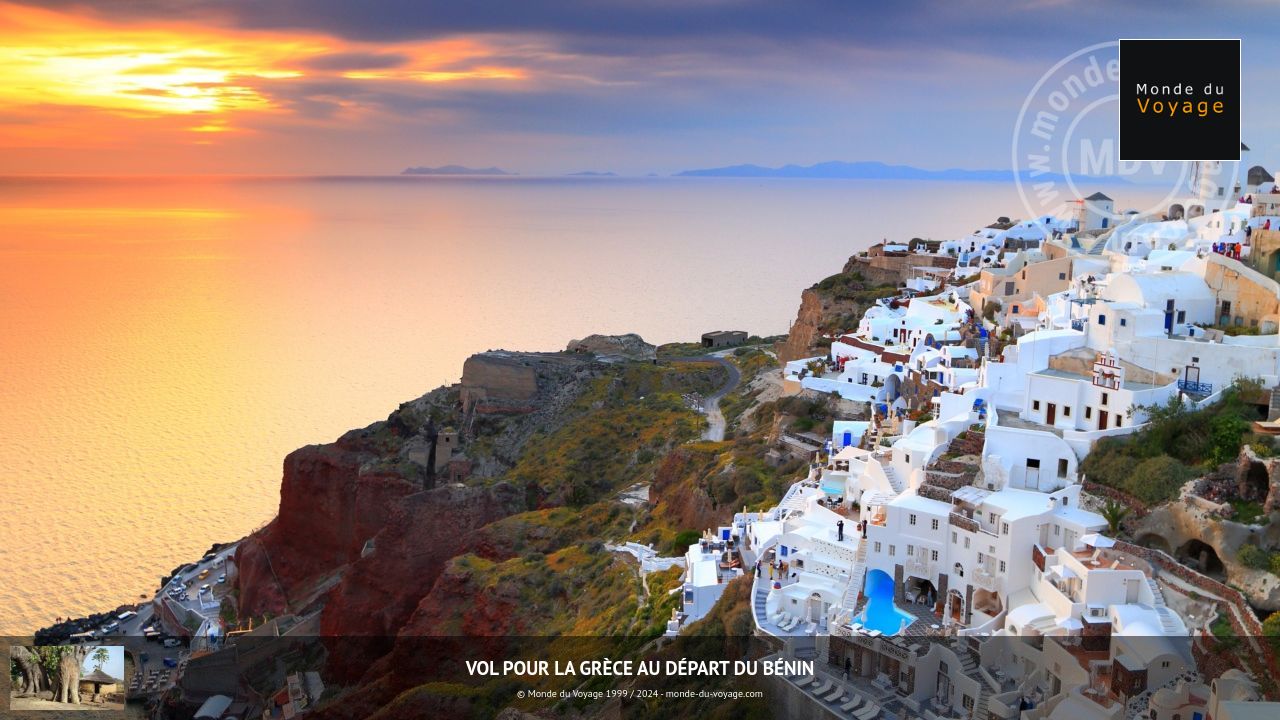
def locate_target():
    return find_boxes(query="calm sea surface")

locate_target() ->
[0,176,1155,632]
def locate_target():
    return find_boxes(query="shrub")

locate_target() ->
[1209,413,1248,466]
[669,530,701,554]
[1264,611,1280,649]
[1123,455,1194,504]
[1237,543,1270,570]
[1081,439,1139,490]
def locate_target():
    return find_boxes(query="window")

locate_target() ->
[889,545,896,557]
[1098,314,1106,325]
[1058,458,1069,479]
[1063,406,1071,417]
[1011,305,1020,314]
[1002,522,1009,535]
[909,514,917,526]
[964,537,971,549]
[1033,400,1041,411]
[1120,318,1127,327]
[1115,415,1123,428]
[1004,281,1014,295]
[952,531,958,544]
[1054,525,1061,536]
[1085,406,1092,419]
[1000,560,1007,573]
[1101,392,1109,406]
[932,519,939,530]
[874,541,882,553]
[931,550,939,561]
[907,545,915,556]
[1058,272,1066,280]
[1027,458,1040,469]
[1177,310,1186,324]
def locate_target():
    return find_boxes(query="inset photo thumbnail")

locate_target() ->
[10,644,126,712]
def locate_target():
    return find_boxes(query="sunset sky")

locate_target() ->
[3,1,1278,175]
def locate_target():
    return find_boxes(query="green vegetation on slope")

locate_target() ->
[504,362,722,506]
[1082,379,1269,505]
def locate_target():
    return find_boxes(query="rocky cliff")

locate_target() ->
[775,254,905,362]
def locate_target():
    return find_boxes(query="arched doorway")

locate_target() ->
[906,577,937,607]
[1241,459,1271,502]
[806,592,826,623]
[1168,203,1185,220]
[947,589,965,623]
[1135,532,1173,556]
[1177,539,1224,578]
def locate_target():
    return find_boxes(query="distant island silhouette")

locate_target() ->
[401,165,512,176]
[675,160,1123,183]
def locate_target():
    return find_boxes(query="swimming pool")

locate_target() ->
[857,569,916,635]
[820,477,845,496]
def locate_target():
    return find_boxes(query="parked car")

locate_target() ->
[163,658,178,668]
[162,638,181,648]
[217,574,227,584]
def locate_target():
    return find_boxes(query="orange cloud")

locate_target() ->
[0,2,529,144]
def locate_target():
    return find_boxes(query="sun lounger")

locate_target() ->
[795,675,816,687]
[840,696,863,712]
[824,686,844,702]
[811,678,833,695]
[854,702,880,720]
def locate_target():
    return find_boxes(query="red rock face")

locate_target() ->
[651,449,721,531]
[235,436,418,618]
[319,482,525,681]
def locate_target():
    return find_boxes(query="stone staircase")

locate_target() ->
[883,465,905,494]
[770,480,811,520]
[1156,607,1182,634]
[1147,578,1166,607]
[753,584,769,626]
[1145,579,1184,633]
[837,543,870,624]
[973,684,992,720]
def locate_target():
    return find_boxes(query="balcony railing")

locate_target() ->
[905,556,932,577]
[973,567,1000,591]
[1177,379,1213,395]
[1070,318,1086,331]
[950,512,979,534]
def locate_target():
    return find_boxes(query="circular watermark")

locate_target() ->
[1012,41,1240,237]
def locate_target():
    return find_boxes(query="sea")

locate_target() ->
[0,175,1160,633]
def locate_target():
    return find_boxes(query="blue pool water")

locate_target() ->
[858,569,916,635]
[820,477,844,495]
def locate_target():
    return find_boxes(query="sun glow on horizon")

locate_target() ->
[0,2,531,151]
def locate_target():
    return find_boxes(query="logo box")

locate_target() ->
[1119,39,1240,161]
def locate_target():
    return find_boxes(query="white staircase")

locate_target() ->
[1147,578,1166,607]
[836,542,869,625]
[883,465,905,494]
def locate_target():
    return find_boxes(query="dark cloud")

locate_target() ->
[16,0,1262,61]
